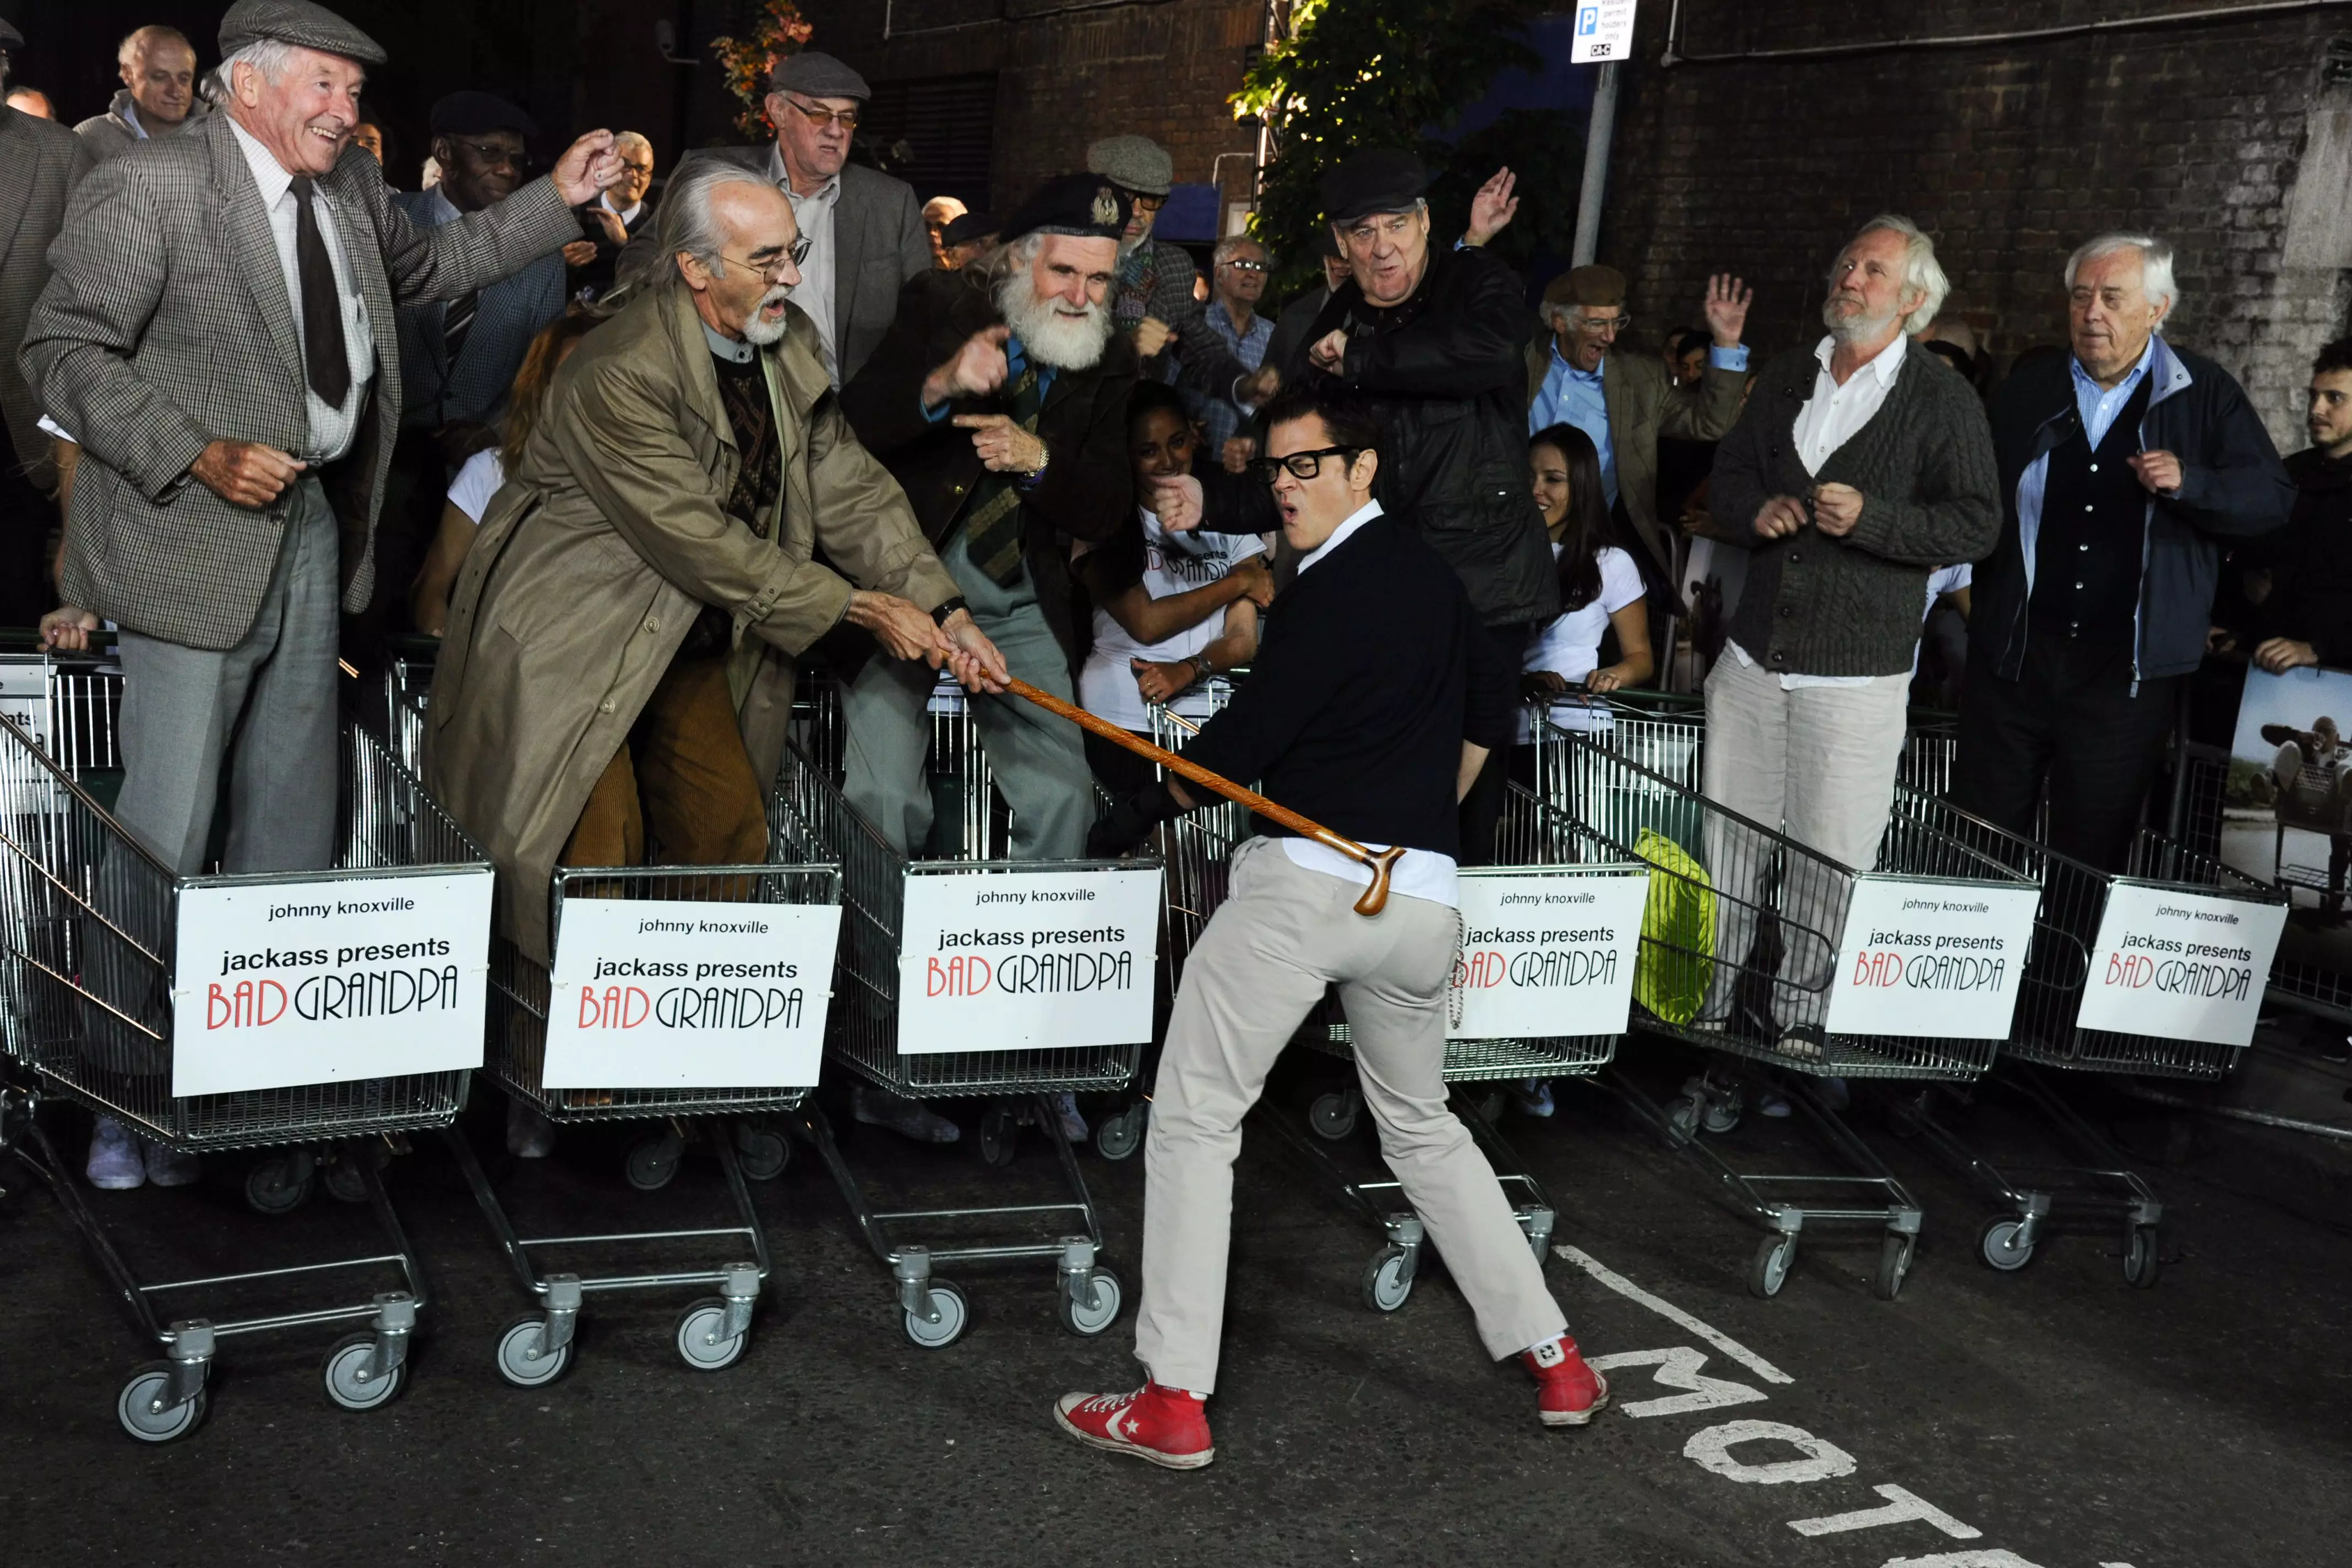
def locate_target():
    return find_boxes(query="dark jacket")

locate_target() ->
[1714,342,2002,677]
[840,266,1139,660]
[1196,245,1559,630]
[1118,237,1250,391]
[391,187,569,432]
[0,105,93,488]
[1974,336,2293,683]
[2228,447,2352,666]
[1264,285,1330,383]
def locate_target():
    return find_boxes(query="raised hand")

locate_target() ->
[1465,167,1520,247]
[1703,273,1752,347]
[924,325,1011,409]
[550,130,623,206]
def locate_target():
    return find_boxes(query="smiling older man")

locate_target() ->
[75,24,209,162]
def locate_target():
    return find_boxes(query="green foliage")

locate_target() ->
[1233,0,1572,295]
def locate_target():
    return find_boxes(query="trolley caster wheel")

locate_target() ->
[2122,1224,2162,1289]
[1747,1234,1795,1299]
[901,1281,969,1349]
[322,1331,406,1411]
[1664,1093,1703,1146]
[1701,1095,1743,1136]
[1977,1216,2036,1273]
[244,1155,313,1216]
[1095,1102,1146,1162]
[116,1363,207,1444]
[1883,1091,1928,1139]
[495,1316,574,1388]
[1310,1091,1358,1141]
[1057,1266,1125,1337]
[624,1130,683,1192]
[320,1143,388,1205]
[979,1107,1020,1168]
[1872,1232,1916,1302]
[1361,1245,1415,1313]
[1472,1088,1507,1126]
[734,1122,790,1183]
[674,1298,749,1371]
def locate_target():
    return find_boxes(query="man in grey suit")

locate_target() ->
[0,20,94,626]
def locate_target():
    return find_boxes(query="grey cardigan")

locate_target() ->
[1712,342,2001,677]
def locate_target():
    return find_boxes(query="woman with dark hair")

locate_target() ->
[1522,423,1652,728]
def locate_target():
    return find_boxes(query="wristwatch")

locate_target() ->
[1185,654,1215,688]
[931,596,969,627]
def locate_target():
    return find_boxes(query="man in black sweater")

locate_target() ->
[1054,386,1607,1472]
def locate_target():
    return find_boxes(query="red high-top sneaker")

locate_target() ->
[1523,1336,1609,1428]
[1053,1382,1216,1469]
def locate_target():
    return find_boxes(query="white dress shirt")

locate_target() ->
[1727,331,1910,690]
[598,191,644,227]
[1277,500,1462,910]
[228,116,374,462]
[770,146,842,386]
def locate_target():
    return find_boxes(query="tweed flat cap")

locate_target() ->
[773,50,869,101]
[1543,265,1627,311]
[1086,134,1173,198]
[0,16,22,50]
[219,0,386,66]
[1320,149,1428,224]
[999,175,1130,246]
[431,90,537,138]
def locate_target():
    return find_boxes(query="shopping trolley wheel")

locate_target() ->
[2122,1224,2162,1290]
[1872,1233,1916,1302]
[1664,1093,1703,1146]
[244,1154,314,1216]
[1057,1266,1125,1337]
[1095,1102,1146,1162]
[116,1363,207,1444]
[322,1331,406,1411]
[1701,1093,1743,1136]
[1472,1088,1507,1126]
[674,1298,749,1371]
[1362,1245,1415,1313]
[901,1281,969,1349]
[321,1142,389,1205]
[1977,1216,2036,1273]
[495,1315,574,1387]
[734,1122,791,1182]
[980,1106,1019,1168]
[1747,1235,1795,1299]
[625,1130,684,1192]
[1310,1091,1358,1142]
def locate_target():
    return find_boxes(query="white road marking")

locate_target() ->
[1555,1245,1795,1385]
[1788,1484,1982,1540]
[1684,1419,1858,1484]
[1881,1554,2044,1567]
[1585,1346,1769,1418]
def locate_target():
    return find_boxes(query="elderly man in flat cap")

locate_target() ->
[26,0,630,1189]
[839,174,1140,1143]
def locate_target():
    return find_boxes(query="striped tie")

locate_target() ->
[443,290,479,366]
[958,363,1043,587]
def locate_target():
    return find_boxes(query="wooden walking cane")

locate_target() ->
[1000,677,1407,917]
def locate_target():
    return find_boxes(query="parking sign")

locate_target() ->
[1571,0,1637,63]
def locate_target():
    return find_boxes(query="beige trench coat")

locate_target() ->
[424,277,957,960]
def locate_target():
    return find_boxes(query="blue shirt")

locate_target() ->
[2071,337,2157,447]
[1187,302,1274,454]
[922,336,1054,489]
[1527,341,1751,513]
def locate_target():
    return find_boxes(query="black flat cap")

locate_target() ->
[772,50,869,101]
[431,90,537,138]
[1320,148,1428,225]
[941,211,997,248]
[0,16,23,50]
[998,175,1130,246]
[219,0,387,66]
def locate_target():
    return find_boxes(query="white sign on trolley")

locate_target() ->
[2076,881,2289,1048]
[1571,0,1638,63]
[896,868,1162,1053]
[1450,869,1649,1038]
[171,870,494,1096]
[540,897,842,1088]
[1822,878,2043,1039]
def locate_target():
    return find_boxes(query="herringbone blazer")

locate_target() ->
[22,113,580,650]
[0,106,94,489]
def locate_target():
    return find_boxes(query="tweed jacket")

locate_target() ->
[0,106,93,490]
[23,113,581,651]
[424,280,957,960]
[1524,339,1746,572]
[1117,237,1251,393]
[73,90,211,164]
[1712,342,2001,678]
[390,187,569,431]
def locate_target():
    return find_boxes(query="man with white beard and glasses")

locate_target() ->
[837,174,1140,1146]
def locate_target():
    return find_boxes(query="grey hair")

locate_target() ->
[656,159,778,279]
[2066,232,2178,312]
[1841,214,1951,335]
[982,231,1048,282]
[613,130,654,162]
[1212,235,1266,269]
[222,39,301,91]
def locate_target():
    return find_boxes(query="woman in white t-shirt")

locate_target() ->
[1074,383,1271,794]
[409,311,601,635]
[1521,423,1653,738]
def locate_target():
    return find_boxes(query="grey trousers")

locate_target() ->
[1698,650,1909,1031]
[1135,837,1568,1393]
[113,475,341,877]
[841,530,1092,861]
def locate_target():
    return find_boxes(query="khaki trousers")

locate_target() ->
[1135,837,1567,1394]
[562,652,769,875]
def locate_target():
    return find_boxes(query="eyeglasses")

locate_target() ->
[1575,314,1631,335]
[1221,258,1268,273]
[449,137,532,172]
[1118,187,1166,214]
[719,235,814,280]
[785,97,858,130]
[1246,445,1361,485]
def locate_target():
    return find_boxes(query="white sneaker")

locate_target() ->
[505,1097,556,1158]
[86,1116,144,1190]
[142,1140,200,1187]
[1052,1092,1089,1144]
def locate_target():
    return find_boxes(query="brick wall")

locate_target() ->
[1601,0,2352,451]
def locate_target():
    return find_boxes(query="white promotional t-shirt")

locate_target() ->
[1521,543,1645,740]
[1079,507,1265,733]
[445,449,507,525]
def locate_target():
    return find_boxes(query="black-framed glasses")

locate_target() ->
[448,137,532,172]
[720,235,813,280]
[1246,445,1360,485]
[784,97,858,130]
[1117,186,1166,214]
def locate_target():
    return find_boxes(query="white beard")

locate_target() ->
[1822,293,1901,346]
[741,285,792,346]
[997,271,1112,371]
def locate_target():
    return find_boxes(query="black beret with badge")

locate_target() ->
[997,174,1131,246]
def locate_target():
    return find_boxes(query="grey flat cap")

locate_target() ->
[219,0,387,67]
[774,51,869,101]
[1087,134,1173,198]
[0,16,22,50]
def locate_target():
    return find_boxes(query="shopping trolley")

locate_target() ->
[0,655,488,1441]
[1544,717,2043,1300]
[778,675,1153,1348]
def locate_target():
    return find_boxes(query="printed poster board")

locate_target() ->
[1450,868,1649,1038]
[2075,881,2288,1048]
[896,869,1161,1053]
[1823,878,2043,1039]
